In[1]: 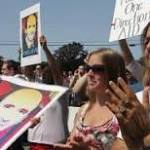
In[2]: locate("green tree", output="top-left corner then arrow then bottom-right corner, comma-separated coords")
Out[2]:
54,42 -> 87,72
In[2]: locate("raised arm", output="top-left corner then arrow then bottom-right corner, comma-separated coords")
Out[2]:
119,39 -> 144,82
40,35 -> 63,85
119,39 -> 134,65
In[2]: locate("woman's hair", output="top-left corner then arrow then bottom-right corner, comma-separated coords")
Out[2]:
143,68 -> 150,86
141,21 -> 150,53
141,21 -> 150,67
140,21 -> 150,86
85,48 -> 127,84
85,48 -> 127,102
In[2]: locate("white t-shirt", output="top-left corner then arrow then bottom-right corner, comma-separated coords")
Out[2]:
28,93 -> 69,145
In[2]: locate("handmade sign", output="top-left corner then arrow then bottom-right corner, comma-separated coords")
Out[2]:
20,3 -> 41,66
0,76 -> 67,150
109,0 -> 150,41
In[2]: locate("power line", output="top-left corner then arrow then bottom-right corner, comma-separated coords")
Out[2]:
0,41 -> 141,47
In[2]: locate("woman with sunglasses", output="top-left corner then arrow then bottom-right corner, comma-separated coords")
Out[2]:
53,48 -> 128,150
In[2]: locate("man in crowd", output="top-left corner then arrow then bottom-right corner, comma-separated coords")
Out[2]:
1,60 -> 20,76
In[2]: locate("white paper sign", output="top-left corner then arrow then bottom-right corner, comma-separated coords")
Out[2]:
109,0 -> 150,41
20,3 -> 41,66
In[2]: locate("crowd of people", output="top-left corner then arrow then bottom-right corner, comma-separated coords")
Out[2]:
0,22 -> 150,150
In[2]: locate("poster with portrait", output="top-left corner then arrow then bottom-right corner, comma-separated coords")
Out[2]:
0,75 -> 68,150
20,3 -> 41,66
109,0 -> 150,41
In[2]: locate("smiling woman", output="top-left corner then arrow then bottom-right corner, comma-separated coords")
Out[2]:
54,48 -> 128,150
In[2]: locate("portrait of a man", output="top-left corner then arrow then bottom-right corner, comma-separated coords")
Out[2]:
20,3 -> 41,66
22,13 -> 38,57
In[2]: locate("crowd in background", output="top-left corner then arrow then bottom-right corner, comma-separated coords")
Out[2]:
1,21 -> 150,149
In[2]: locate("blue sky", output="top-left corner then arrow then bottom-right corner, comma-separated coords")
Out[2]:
0,0 -> 142,61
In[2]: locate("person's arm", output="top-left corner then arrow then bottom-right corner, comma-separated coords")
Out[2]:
69,71 -> 79,89
119,39 -> 134,66
72,74 -> 87,93
111,138 -> 128,150
105,77 -> 150,149
142,86 -> 150,148
142,86 -> 150,110
119,39 -> 144,82
40,35 -> 63,85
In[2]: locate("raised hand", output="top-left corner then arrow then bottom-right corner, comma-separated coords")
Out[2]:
40,35 -> 48,50
105,77 -> 150,149
68,132 -> 91,150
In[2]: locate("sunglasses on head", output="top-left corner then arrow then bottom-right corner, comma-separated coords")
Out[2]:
85,64 -> 105,73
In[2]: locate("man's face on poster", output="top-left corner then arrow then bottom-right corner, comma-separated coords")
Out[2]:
25,14 -> 37,48
0,89 -> 41,131
0,103 -> 28,130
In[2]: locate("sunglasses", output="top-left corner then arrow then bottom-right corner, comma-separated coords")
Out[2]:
85,64 -> 105,73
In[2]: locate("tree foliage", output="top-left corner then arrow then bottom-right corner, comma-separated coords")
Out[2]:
54,42 -> 87,71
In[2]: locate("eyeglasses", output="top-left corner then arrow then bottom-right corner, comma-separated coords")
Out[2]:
85,64 -> 105,73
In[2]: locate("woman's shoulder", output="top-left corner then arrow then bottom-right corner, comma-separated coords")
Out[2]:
74,103 -> 89,123
77,102 -> 89,115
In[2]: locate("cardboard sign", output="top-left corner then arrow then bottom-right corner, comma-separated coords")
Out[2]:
109,0 -> 150,41
20,3 -> 41,66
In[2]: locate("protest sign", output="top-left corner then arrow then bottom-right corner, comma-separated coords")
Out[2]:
0,76 -> 67,150
109,0 -> 150,41
20,3 -> 41,66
